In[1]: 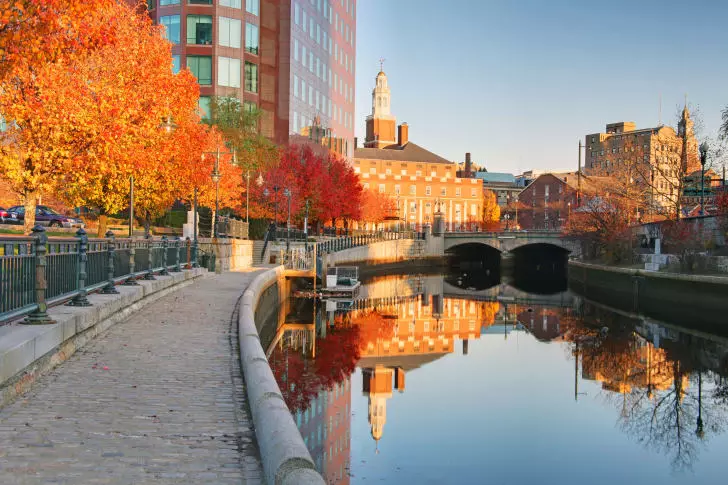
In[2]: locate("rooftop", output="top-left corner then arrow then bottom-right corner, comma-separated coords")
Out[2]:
354,142 -> 454,165
474,172 -> 516,184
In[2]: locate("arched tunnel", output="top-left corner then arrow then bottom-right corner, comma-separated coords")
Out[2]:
445,242 -> 569,294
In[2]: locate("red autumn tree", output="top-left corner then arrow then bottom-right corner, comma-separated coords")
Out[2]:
359,189 -> 396,229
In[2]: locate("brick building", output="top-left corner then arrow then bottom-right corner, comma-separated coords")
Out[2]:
584,107 -> 700,214
516,173 -> 580,230
354,70 -> 483,230
145,0 -> 356,157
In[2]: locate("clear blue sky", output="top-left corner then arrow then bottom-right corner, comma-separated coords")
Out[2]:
354,0 -> 728,174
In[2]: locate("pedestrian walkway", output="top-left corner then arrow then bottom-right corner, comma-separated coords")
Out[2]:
0,270 -> 265,485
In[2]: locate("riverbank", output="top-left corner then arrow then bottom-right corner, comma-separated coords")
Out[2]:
569,261 -> 728,334
357,257 -> 447,280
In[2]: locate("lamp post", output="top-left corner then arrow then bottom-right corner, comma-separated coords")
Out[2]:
202,147 -> 236,238
284,188 -> 292,255
699,142 -> 709,216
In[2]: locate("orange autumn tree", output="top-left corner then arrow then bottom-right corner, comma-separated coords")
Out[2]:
55,1 -> 204,236
482,189 -> 501,231
359,189 -> 396,230
0,0 -> 118,232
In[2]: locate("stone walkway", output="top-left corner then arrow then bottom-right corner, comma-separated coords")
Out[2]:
0,270 -> 265,485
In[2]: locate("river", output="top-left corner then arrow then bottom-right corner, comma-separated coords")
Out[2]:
259,266 -> 728,485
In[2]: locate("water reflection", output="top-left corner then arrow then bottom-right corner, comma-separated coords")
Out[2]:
264,272 -> 728,484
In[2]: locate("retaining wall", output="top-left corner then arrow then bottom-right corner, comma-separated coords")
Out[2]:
569,261 -> 728,333
0,268 -> 206,408
238,267 -> 325,485
198,239 -> 254,272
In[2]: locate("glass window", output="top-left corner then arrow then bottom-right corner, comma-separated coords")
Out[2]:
188,0 -> 212,4
198,96 -> 211,119
246,0 -> 259,15
171,55 -> 181,74
244,61 -> 258,92
409,185 -> 416,195
218,17 -> 241,48
160,0 -> 180,5
160,15 -> 180,44
302,10 -> 307,32
245,22 -> 259,54
187,15 -> 213,45
293,74 -> 299,98
456,188 -> 461,197
301,46 -> 307,67
244,101 -> 256,112
294,39 -> 299,61
218,56 -> 240,88
295,3 -> 300,24
148,0 -> 156,9
441,188 -> 447,196
187,56 -> 212,84
220,0 -> 241,7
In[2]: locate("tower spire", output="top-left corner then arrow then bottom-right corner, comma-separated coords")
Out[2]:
379,57 -> 386,72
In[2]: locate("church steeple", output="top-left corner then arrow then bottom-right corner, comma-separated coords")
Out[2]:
364,63 -> 397,148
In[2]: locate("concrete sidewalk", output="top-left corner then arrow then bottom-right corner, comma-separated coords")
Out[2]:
0,270 -> 265,485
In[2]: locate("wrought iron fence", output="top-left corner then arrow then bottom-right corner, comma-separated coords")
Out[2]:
0,226 -> 200,325
317,230 -> 425,254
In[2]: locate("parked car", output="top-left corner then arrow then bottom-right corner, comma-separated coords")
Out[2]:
0,206 -> 21,225
6,206 -> 85,228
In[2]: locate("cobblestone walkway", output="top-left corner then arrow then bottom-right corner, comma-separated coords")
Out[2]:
0,270 -> 265,485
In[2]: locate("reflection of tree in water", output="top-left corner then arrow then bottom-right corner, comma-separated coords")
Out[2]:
562,308 -> 728,472
270,319 -> 360,414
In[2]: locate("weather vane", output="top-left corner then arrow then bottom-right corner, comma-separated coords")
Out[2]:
379,57 -> 386,71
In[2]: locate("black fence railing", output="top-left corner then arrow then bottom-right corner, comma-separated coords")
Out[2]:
317,230 -> 425,254
216,217 -> 249,240
0,226 -> 201,325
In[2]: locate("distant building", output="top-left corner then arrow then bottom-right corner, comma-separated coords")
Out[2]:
354,69 -> 483,231
682,169 -> 726,215
474,171 -> 520,207
584,108 -> 700,213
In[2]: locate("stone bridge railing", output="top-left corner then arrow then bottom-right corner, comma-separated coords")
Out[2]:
444,230 -> 580,255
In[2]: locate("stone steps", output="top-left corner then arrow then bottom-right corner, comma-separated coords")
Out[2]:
252,240 -> 267,266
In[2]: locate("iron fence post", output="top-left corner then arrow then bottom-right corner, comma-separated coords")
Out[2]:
123,237 -> 139,285
192,236 -> 199,268
25,225 -> 55,324
173,236 -> 182,272
100,230 -> 119,294
68,227 -> 92,307
186,237 -> 191,269
160,236 -> 169,276
143,237 -> 156,280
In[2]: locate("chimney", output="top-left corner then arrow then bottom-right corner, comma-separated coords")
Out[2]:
465,152 -> 472,174
398,122 -> 409,146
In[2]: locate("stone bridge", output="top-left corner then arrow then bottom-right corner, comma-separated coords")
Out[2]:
444,230 -> 580,256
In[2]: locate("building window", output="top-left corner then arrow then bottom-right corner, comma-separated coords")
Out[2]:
244,101 -> 256,112
425,186 -> 431,196
187,55 -> 212,85
294,2 -> 300,24
218,57 -> 240,88
198,96 -> 211,119
187,15 -> 213,45
171,55 -> 181,74
245,22 -> 259,54
378,184 -> 385,194
160,15 -> 180,44
189,0 -> 212,4
220,0 -> 241,7
441,188 -> 447,196
246,0 -> 259,15
394,185 -> 400,195
410,185 -> 416,195
293,74 -> 299,98
160,0 -> 181,5
244,61 -> 258,92
455,188 -> 461,197
218,17 -> 241,48
471,188 -> 476,197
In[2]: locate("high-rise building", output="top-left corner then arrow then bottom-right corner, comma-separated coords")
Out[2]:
145,0 -> 356,157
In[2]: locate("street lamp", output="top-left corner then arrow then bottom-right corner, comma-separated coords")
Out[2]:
202,147 -> 236,238
284,188 -> 292,255
699,142 -> 709,216
263,185 -> 281,226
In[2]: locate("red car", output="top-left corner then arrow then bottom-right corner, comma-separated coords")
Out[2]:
0,207 -> 14,225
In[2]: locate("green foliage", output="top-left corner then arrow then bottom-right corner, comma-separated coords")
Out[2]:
205,96 -> 278,174
248,218 -> 269,240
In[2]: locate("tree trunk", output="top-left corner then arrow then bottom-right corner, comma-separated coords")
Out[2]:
143,213 -> 151,239
97,214 -> 108,238
23,190 -> 38,235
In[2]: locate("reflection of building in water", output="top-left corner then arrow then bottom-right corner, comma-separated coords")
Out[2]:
353,293 -> 499,444
517,307 -> 566,342
296,377 -> 351,485
580,334 -> 686,395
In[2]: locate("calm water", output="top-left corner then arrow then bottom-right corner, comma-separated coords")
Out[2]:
262,271 -> 728,485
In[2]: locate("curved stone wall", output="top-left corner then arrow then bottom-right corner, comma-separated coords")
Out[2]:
238,266 -> 326,485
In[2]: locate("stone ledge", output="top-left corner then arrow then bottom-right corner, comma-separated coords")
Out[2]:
239,266 -> 326,485
0,268 -> 206,408
570,260 -> 728,285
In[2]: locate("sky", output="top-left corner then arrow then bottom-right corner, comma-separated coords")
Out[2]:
354,0 -> 728,174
